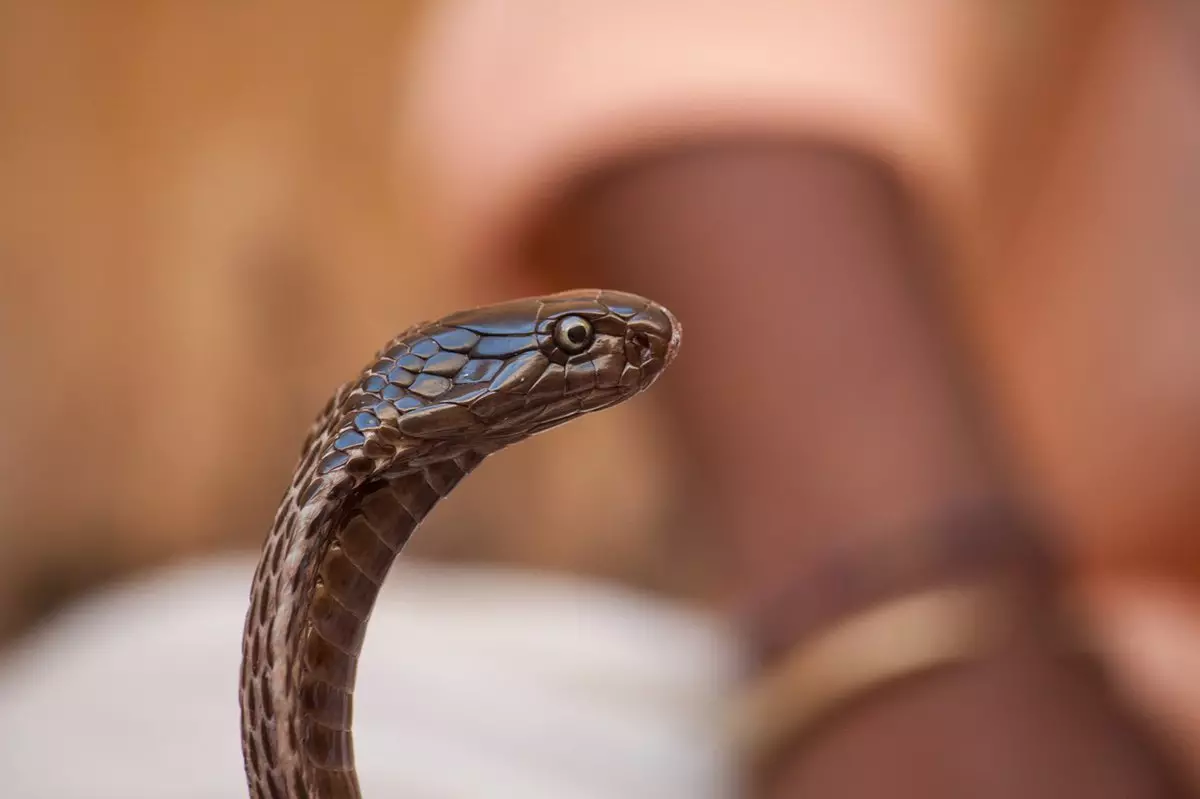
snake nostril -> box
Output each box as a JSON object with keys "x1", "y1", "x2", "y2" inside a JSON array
[{"x1": 631, "y1": 332, "x2": 653, "y2": 364}]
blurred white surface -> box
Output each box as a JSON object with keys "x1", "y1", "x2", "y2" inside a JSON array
[{"x1": 0, "y1": 557, "x2": 738, "y2": 799}]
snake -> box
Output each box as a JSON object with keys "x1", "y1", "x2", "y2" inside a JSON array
[{"x1": 239, "y1": 289, "x2": 681, "y2": 799}]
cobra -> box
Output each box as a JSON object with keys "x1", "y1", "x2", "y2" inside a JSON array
[{"x1": 239, "y1": 289, "x2": 681, "y2": 799}]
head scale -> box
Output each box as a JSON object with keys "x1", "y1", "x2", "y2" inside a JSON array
[{"x1": 342, "y1": 289, "x2": 679, "y2": 456}]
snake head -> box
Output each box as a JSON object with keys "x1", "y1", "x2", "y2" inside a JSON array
[{"x1": 351, "y1": 289, "x2": 680, "y2": 448}]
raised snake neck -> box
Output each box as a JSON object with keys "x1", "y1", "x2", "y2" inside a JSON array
[{"x1": 239, "y1": 289, "x2": 680, "y2": 799}]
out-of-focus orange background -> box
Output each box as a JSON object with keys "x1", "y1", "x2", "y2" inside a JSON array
[
  {"x1": 0, "y1": 0, "x2": 1198, "y2": 766},
  {"x1": 0, "y1": 2, "x2": 698, "y2": 646}
]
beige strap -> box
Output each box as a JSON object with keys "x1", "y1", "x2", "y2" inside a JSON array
[{"x1": 733, "y1": 584, "x2": 1017, "y2": 768}]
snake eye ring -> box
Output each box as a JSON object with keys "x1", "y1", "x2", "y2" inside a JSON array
[{"x1": 553, "y1": 315, "x2": 594, "y2": 354}]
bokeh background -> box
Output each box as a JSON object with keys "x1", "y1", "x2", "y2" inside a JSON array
[
  {"x1": 0, "y1": 2, "x2": 702, "y2": 646},
  {"x1": 0, "y1": 1, "x2": 1199, "y2": 795}
]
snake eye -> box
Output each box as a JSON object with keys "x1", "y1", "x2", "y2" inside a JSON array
[{"x1": 553, "y1": 315, "x2": 593, "y2": 354}]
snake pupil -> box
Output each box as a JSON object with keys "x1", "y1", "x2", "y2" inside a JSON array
[{"x1": 553, "y1": 315, "x2": 593, "y2": 354}]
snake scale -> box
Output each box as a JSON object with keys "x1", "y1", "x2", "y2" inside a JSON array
[{"x1": 239, "y1": 289, "x2": 681, "y2": 799}]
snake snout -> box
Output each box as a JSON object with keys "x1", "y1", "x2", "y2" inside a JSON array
[{"x1": 626, "y1": 302, "x2": 680, "y2": 388}]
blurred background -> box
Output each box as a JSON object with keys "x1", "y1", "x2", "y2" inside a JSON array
[{"x1": 0, "y1": 1, "x2": 1198, "y2": 797}]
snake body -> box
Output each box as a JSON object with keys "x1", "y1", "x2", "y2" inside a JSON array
[{"x1": 239, "y1": 289, "x2": 680, "y2": 799}]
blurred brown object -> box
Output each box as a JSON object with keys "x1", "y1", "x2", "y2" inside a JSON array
[
  {"x1": 970, "y1": 4, "x2": 1200, "y2": 758},
  {"x1": 402, "y1": 0, "x2": 1200, "y2": 582},
  {"x1": 970, "y1": 0, "x2": 1200, "y2": 581},
  {"x1": 401, "y1": 0, "x2": 1200, "y2": 771}
]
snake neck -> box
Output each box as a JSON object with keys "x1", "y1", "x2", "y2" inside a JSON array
[
  {"x1": 238, "y1": 289, "x2": 679, "y2": 799},
  {"x1": 241, "y1": 449, "x2": 487, "y2": 799}
]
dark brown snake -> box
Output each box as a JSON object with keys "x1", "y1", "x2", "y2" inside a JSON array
[{"x1": 239, "y1": 289, "x2": 681, "y2": 799}]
